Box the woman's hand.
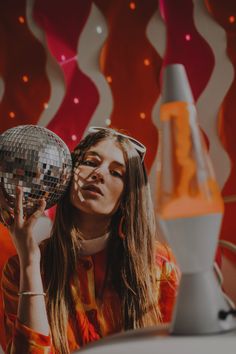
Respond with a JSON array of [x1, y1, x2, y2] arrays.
[[0, 186, 46, 266], [0, 186, 50, 336]]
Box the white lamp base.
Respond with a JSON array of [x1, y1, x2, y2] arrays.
[[170, 270, 236, 334]]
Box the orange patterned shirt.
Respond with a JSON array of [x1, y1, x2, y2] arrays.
[[1, 242, 179, 353]]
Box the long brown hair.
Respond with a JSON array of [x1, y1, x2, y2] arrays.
[[41, 129, 161, 353]]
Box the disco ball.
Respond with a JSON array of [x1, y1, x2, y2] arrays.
[[0, 125, 72, 215]]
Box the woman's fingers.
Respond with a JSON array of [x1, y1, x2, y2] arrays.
[[14, 186, 24, 227], [25, 199, 47, 229], [0, 186, 47, 232]]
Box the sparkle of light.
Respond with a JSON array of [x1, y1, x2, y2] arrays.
[[144, 59, 150, 66], [73, 97, 79, 104], [105, 118, 111, 126], [185, 34, 191, 41], [140, 112, 146, 119], [129, 2, 136, 10], [106, 76, 112, 83], [9, 112, 15, 118], [71, 134, 77, 141], [229, 16, 235, 23], [96, 26, 102, 34], [22, 75, 29, 83], [18, 16, 25, 24]]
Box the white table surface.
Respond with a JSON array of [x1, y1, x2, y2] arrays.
[[1, 326, 235, 354], [78, 326, 236, 354]]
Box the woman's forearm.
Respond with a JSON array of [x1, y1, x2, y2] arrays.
[[18, 260, 50, 335]]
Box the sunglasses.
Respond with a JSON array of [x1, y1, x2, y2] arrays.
[[88, 126, 146, 162]]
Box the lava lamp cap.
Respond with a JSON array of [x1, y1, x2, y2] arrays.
[[161, 64, 194, 104]]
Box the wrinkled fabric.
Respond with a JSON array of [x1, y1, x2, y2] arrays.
[[1, 242, 179, 353]]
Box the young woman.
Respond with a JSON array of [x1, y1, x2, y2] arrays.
[[1, 127, 179, 353]]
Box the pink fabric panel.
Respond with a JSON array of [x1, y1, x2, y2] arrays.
[[159, 0, 214, 101], [34, 0, 99, 151]]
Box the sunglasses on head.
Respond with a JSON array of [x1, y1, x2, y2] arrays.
[[88, 126, 146, 162]]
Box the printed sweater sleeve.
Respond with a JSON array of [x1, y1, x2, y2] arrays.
[[155, 242, 180, 323], [1, 255, 54, 354]]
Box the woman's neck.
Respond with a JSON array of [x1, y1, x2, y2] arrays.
[[72, 210, 111, 240]]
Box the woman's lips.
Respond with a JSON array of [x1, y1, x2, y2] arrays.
[[82, 184, 103, 196]]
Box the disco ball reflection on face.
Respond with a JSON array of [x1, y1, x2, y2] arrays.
[[0, 125, 72, 216]]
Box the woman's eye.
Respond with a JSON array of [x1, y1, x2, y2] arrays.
[[81, 160, 97, 167], [111, 170, 123, 178]]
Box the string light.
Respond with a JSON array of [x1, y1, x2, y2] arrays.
[[71, 134, 77, 141], [144, 58, 150, 66], [22, 75, 29, 83], [43, 103, 49, 109], [229, 16, 235, 24], [105, 118, 111, 126], [73, 97, 79, 104], [18, 16, 25, 24], [185, 34, 191, 41], [9, 112, 15, 118], [140, 112, 146, 119], [129, 2, 136, 10], [61, 55, 66, 61], [106, 76, 112, 83]]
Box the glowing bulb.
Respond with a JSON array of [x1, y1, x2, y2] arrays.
[[43, 102, 49, 109], [229, 16, 235, 23], [140, 112, 146, 119], [106, 76, 112, 83], [144, 58, 150, 66], [73, 97, 79, 104], [22, 75, 29, 83], [129, 2, 136, 10], [9, 112, 15, 118], [71, 134, 77, 141], [105, 118, 111, 126], [96, 26, 102, 34], [185, 34, 191, 41], [61, 55, 66, 61], [18, 16, 25, 24]]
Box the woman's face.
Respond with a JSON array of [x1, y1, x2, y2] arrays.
[[70, 139, 126, 216]]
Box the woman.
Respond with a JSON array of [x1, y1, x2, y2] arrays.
[[1, 126, 179, 353]]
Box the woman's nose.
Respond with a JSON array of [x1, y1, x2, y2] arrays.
[[90, 169, 104, 183]]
